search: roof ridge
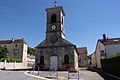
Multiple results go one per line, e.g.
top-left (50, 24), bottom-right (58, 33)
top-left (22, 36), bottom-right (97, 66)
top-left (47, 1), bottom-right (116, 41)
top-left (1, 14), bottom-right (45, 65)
top-left (99, 37), bottom-right (120, 45)
top-left (0, 38), bottom-right (27, 45)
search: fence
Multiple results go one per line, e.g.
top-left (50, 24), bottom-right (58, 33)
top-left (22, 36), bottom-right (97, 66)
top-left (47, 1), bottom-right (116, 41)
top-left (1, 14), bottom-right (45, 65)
top-left (0, 61), bottom-right (26, 69)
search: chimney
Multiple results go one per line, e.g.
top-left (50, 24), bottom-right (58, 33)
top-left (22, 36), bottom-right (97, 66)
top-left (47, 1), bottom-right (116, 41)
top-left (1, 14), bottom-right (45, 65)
top-left (103, 34), bottom-right (106, 41)
top-left (12, 38), bottom-right (15, 42)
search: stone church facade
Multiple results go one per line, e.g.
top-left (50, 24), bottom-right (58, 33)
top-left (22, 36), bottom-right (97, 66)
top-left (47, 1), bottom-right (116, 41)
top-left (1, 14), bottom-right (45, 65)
top-left (35, 6), bottom-right (78, 70)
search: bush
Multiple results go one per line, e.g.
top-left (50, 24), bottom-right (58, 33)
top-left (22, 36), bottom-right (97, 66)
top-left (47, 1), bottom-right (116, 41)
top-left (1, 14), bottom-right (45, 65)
top-left (101, 54), bottom-right (120, 77)
top-left (0, 58), bottom-right (15, 62)
top-left (0, 46), bottom-right (8, 59)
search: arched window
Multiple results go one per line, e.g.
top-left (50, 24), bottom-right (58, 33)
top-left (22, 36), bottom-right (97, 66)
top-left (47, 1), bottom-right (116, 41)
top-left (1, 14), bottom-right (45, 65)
top-left (64, 55), bottom-right (69, 64)
top-left (51, 14), bottom-right (56, 23)
top-left (40, 56), bottom-right (44, 64)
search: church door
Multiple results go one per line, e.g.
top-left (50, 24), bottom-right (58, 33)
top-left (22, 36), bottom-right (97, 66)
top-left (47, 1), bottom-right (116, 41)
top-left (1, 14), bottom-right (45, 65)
top-left (50, 56), bottom-right (58, 69)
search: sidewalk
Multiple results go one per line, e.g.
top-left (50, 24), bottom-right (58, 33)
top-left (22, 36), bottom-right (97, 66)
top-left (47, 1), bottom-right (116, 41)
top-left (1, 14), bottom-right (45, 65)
top-left (96, 70), bottom-right (120, 80)
top-left (88, 68), bottom-right (120, 80)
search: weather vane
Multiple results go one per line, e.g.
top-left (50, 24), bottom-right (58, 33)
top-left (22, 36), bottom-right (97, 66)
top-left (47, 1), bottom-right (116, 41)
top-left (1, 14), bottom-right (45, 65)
top-left (54, 0), bottom-right (57, 7)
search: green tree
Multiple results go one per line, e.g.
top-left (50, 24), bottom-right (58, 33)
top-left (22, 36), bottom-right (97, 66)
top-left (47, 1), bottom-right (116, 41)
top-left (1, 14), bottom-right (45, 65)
top-left (0, 46), bottom-right (8, 59)
top-left (28, 47), bottom-right (35, 55)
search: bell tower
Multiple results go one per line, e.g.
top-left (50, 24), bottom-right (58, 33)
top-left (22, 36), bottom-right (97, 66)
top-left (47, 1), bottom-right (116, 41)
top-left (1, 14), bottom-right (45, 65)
top-left (45, 6), bottom-right (65, 44)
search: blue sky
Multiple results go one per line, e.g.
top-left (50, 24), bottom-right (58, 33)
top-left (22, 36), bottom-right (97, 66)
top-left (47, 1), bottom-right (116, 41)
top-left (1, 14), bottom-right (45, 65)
top-left (0, 0), bottom-right (120, 54)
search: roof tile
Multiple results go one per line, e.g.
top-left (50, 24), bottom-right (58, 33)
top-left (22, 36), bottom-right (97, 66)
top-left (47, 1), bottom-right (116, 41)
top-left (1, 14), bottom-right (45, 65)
top-left (0, 38), bottom-right (27, 45)
top-left (99, 38), bottom-right (120, 45)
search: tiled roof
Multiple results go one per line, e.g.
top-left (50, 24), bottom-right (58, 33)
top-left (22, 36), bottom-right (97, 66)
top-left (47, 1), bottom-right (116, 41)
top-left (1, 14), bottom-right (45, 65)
top-left (99, 38), bottom-right (120, 45)
top-left (0, 38), bottom-right (27, 45)
top-left (77, 47), bottom-right (87, 55)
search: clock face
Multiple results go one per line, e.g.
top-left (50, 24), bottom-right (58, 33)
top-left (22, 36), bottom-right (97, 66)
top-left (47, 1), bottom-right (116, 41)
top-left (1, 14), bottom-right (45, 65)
top-left (50, 35), bottom-right (58, 43)
top-left (51, 25), bottom-right (56, 30)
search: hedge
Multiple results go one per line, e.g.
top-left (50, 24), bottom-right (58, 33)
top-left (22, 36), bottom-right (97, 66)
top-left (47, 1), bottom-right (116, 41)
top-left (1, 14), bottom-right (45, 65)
top-left (101, 54), bottom-right (120, 77)
top-left (0, 58), bottom-right (15, 62)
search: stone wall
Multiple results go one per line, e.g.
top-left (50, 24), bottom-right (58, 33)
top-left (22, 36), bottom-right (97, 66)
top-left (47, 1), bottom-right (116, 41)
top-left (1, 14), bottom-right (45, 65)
top-left (35, 45), bottom-right (78, 70)
top-left (0, 62), bottom-right (27, 69)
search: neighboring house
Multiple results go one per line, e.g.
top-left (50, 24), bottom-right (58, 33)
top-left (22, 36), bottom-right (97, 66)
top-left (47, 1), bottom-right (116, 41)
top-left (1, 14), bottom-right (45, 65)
top-left (90, 52), bottom-right (96, 68)
top-left (0, 38), bottom-right (28, 65)
top-left (93, 34), bottom-right (120, 68)
top-left (77, 47), bottom-right (88, 67)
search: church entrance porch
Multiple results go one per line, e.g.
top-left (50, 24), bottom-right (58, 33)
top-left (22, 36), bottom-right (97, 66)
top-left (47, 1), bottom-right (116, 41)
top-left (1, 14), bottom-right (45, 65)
top-left (50, 56), bottom-right (58, 69)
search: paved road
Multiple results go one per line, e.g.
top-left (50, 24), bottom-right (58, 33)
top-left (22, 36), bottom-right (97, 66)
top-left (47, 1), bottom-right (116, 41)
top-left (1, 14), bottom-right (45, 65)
top-left (0, 70), bottom-right (103, 80)
top-left (0, 71), bottom-right (44, 80)
top-left (0, 70), bottom-right (119, 80)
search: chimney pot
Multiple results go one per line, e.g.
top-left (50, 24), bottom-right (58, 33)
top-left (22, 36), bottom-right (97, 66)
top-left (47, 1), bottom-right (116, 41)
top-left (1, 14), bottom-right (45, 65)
top-left (103, 34), bottom-right (106, 41)
top-left (12, 38), bottom-right (15, 42)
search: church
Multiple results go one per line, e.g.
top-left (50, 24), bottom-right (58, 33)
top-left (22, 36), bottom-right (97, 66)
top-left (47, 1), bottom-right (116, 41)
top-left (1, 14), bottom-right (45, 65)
top-left (35, 6), bottom-right (78, 70)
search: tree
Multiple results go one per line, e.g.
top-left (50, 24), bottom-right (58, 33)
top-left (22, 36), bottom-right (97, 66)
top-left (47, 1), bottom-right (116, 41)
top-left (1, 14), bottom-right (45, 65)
top-left (0, 46), bottom-right (8, 59)
top-left (28, 47), bottom-right (35, 55)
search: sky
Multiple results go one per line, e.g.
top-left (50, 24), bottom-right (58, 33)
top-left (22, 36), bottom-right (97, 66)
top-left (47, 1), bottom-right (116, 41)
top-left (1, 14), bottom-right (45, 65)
top-left (0, 0), bottom-right (120, 54)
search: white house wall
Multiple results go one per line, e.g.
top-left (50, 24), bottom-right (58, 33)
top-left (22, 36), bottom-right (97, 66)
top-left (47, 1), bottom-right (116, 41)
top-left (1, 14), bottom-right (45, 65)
top-left (22, 44), bottom-right (28, 66)
top-left (105, 44), bottom-right (120, 56)
top-left (95, 41), bottom-right (105, 68)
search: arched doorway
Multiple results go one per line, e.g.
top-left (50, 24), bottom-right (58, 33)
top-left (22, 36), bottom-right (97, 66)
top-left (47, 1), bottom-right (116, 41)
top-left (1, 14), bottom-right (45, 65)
top-left (50, 55), bottom-right (58, 69)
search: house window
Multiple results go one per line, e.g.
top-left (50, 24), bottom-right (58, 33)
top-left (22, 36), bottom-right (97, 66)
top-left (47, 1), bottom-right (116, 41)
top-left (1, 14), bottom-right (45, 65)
top-left (40, 55), bottom-right (44, 64)
top-left (64, 55), bottom-right (69, 64)
top-left (4, 45), bottom-right (6, 47)
top-left (81, 57), bottom-right (83, 61)
top-left (13, 49), bottom-right (19, 54)
top-left (13, 49), bottom-right (19, 58)
top-left (100, 50), bottom-right (106, 56)
top-left (15, 44), bottom-right (18, 47)
top-left (51, 14), bottom-right (56, 23)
